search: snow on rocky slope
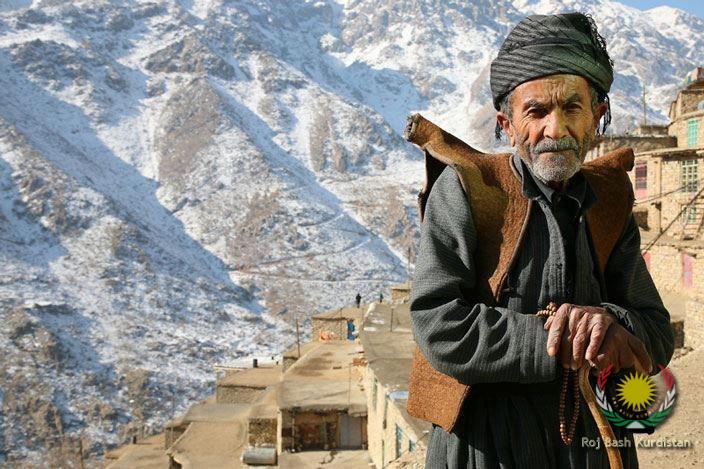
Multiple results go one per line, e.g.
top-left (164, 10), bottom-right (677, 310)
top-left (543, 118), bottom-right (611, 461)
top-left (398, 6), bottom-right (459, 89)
top-left (0, 0), bottom-right (702, 464)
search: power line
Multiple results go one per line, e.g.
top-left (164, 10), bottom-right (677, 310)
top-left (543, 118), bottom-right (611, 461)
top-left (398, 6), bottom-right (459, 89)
top-left (635, 177), bottom-right (704, 205)
top-left (641, 183), bottom-right (704, 254)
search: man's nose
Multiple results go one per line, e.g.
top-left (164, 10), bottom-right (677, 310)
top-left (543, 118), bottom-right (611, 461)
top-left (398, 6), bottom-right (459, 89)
top-left (543, 110), bottom-right (569, 140)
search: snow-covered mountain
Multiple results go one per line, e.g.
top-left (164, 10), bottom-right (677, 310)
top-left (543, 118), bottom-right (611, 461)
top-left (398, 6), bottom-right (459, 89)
top-left (0, 0), bottom-right (702, 464)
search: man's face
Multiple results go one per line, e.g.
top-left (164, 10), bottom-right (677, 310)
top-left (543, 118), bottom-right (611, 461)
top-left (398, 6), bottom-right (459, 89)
top-left (496, 74), bottom-right (607, 183)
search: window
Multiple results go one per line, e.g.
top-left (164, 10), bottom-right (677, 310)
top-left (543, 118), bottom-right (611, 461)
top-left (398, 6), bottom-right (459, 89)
top-left (409, 438), bottom-right (418, 452)
top-left (372, 379), bottom-right (377, 411)
top-left (681, 159), bottom-right (698, 193)
top-left (395, 424), bottom-right (403, 459)
top-left (635, 161), bottom-right (647, 199)
top-left (683, 206), bottom-right (698, 225)
top-left (688, 119), bottom-right (699, 147)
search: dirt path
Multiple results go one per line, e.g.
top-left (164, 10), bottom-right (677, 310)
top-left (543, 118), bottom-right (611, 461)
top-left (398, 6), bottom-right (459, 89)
top-left (635, 347), bottom-right (703, 468)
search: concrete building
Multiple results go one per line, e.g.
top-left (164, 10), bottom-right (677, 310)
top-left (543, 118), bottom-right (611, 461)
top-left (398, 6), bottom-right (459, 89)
top-left (360, 302), bottom-right (431, 469)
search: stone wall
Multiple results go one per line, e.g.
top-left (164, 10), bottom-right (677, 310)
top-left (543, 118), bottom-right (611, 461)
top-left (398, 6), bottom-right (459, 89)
top-left (671, 89), bottom-right (704, 120)
top-left (669, 111), bottom-right (704, 148)
top-left (248, 417), bottom-right (277, 446)
top-left (391, 287), bottom-right (410, 303)
top-left (644, 244), bottom-right (688, 293)
top-left (215, 385), bottom-right (263, 404)
top-left (278, 409), bottom-right (293, 453)
top-left (312, 318), bottom-right (348, 341)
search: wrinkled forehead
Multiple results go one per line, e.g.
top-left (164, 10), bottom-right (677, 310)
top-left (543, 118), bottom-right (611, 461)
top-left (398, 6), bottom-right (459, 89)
top-left (512, 74), bottom-right (592, 106)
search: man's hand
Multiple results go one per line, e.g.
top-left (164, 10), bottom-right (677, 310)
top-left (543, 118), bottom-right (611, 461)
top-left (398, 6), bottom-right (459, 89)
top-left (543, 303), bottom-right (652, 373)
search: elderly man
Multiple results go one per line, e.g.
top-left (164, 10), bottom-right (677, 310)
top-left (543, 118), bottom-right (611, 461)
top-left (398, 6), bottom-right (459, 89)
top-left (407, 12), bottom-right (674, 469)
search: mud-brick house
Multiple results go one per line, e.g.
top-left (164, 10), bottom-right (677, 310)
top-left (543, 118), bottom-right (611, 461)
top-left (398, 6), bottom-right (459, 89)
top-left (277, 341), bottom-right (367, 453)
top-left (215, 363), bottom-right (281, 404)
top-left (360, 302), bottom-right (431, 468)
top-left (311, 306), bottom-right (363, 341)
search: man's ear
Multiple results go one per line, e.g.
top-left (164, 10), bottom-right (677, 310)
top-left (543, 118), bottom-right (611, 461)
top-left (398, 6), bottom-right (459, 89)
top-left (496, 112), bottom-right (515, 146)
top-left (593, 101), bottom-right (608, 130)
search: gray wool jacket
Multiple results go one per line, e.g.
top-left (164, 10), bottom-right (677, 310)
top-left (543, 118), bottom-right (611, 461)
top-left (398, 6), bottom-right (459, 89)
top-left (410, 153), bottom-right (675, 469)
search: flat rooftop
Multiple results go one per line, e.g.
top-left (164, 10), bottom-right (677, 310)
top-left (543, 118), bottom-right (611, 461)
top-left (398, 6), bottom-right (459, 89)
top-left (168, 420), bottom-right (247, 468)
top-left (105, 434), bottom-right (168, 469)
top-left (278, 341), bottom-right (366, 413)
top-left (360, 302), bottom-right (415, 390)
top-left (165, 402), bottom-right (251, 429)
top-left (217, 364), bottom-right (282, 388)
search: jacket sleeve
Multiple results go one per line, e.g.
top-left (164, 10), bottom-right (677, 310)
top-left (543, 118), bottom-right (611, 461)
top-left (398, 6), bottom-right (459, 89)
top-left (600, 215), bottom-right (675, 371)
top-left (410, 165), bottom-right (557, 385)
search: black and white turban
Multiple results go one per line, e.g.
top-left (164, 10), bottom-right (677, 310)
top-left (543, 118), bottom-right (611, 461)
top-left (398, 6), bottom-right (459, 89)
top-left (490, 12), bottom-right (614, 129)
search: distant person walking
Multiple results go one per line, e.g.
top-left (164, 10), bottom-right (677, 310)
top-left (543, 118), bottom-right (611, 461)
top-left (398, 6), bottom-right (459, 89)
top-left (355, 292), bottom-right (361, 308)
top-left (379, 292), bottom-right (383, 303)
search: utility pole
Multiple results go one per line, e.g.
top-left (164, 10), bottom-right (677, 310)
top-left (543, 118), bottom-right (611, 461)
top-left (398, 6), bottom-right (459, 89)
top-left (79, 432), bottom-right (85, 469)
top-left (295, 318), bottom-right (301, 358)
top-left (642, 84), bottom-right (647, 127)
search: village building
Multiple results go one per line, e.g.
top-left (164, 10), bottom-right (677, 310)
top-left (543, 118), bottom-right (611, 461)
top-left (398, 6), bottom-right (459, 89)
top-left (215, 363), bottom-right (282, 405)
top-left (588, 66), bottom-right (704, 350)
top-left (311, 306), bottom-right (364, 341)
top-left (360, 300), bottom-right (431, 468)
top-left (390, 282), bottom-right (412, 303)
top-left (276, 341), bottom-right (368, 454)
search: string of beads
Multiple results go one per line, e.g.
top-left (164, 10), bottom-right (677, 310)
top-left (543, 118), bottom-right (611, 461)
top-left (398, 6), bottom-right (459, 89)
top-left (536, 301), bottom-right (581, 446)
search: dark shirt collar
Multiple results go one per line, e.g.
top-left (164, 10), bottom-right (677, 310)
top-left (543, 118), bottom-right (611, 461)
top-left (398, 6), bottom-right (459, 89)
top-left (511, 152), bottom-right (597, 211)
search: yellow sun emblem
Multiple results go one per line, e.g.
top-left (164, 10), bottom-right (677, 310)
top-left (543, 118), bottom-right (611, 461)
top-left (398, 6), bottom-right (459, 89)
top-left (616, 371), bottom-right (656, 412)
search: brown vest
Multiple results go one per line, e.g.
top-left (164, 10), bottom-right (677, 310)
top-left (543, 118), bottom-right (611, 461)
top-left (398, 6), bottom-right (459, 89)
top-left (404, 114), bottom-right (635, 433)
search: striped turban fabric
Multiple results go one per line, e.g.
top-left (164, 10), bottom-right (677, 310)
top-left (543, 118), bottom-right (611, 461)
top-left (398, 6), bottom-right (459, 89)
top-left (490, 12), bottom-right (614, 111)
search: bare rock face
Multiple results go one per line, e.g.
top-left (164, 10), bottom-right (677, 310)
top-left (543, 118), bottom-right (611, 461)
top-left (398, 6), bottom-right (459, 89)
top-left (155, 77), bottom-right (225, 190)
top-left (144, 33), bottom-right (235, 79)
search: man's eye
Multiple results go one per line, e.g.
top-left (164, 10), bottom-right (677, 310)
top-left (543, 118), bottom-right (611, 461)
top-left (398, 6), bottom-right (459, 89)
top-left (528, 108), bottom-right (547, 117)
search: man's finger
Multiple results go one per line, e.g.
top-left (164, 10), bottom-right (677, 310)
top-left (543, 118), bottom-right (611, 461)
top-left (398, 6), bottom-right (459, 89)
top-left (547, 304), bottom-right (571, 356)
top-left (567, 306), bottom-right (585, 338)
top-left (571, 314), bottom-right (590, 369)
top-left (585, 319), bottom-right (612, 362)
